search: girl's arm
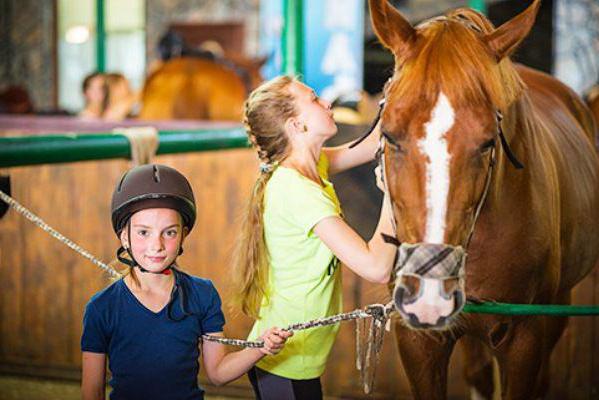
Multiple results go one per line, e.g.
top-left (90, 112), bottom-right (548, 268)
top-left (313, 190), bottom-right (396, 283)
top-left (323, 121), bottom-right (381, 176)
top-left (202, 329), bottom-right (292, 386)
top-left (82, 351), bottom-right (106, 400)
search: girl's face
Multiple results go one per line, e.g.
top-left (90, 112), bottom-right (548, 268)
top-left (85, 76), bottom-right (105, 105)
top-left (121, 208), bottom-right (186, 273)
top-left (289, 81), bottom-right (337, 139)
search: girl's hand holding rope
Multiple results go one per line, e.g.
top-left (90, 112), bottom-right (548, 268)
top-left (258, 328), bottom-right (293, 356)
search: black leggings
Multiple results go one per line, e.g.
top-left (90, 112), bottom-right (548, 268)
top-left (248, 367), bottom-right (323, 400)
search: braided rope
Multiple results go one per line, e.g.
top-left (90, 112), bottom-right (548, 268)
top-left (0, 190), bottom-right (122, 279)
top-left (202, 303), bottom-right (394, 348)
top-left (0, 186), bottom-right (393, 357)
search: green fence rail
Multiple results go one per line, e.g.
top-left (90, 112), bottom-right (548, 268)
top-left (1, 126), bottom-right (599, 318)
top-left (464, 302), bottom-right (599, 316)
top-left (0, 128), bottom-right (249, 168)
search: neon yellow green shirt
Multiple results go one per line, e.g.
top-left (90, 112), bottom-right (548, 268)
top-left (248, 154), bottom-right (343, 379)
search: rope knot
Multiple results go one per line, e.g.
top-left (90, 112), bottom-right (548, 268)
top-left (365, 302), bottom-right (394, 323)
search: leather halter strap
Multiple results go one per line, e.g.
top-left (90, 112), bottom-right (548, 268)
top-left (368, 109), bottom-right (518, 251)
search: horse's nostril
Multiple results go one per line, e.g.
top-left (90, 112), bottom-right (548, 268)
top-left (402, 275), bottom-right (420, 297)
top-left (443, 277), bottom-right (460, 294)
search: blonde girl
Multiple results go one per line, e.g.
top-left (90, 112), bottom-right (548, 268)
top-left (233, 76), bottom-right (397, 399)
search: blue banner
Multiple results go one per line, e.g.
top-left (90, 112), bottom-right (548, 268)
top-left (260, 0), bottom-right (364, 100)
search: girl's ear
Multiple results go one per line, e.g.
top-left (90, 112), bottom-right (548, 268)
top-left (120, 226), bottom-right (129, 249)
top-left (284, 117), bottom-right (301, 138)
top-left (284, 117), bottom-right (298, 139)
top-left (181, 226), bottom-right (189, 243)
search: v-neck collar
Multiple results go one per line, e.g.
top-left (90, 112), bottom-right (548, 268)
top-left (120, 279), bottom-right (172, 317)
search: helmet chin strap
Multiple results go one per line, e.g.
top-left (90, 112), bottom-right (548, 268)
top-left (116, 244), bottom-right (191, 322)
top-left (116, 246), bottom-right (174, 275)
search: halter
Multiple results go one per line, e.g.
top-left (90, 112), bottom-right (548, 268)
top-left (350, 89), bottom-right (523, 326)
top-left (350, 79), bottom-right (523, 246)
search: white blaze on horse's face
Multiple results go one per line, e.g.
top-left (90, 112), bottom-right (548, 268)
top-left (418, 92), bottom-right (455, 244)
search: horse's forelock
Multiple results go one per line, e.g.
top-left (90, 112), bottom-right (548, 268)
top-left (387, 17), bottom-right (523, 113)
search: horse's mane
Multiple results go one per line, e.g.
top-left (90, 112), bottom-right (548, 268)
top-left (388, 8), bottom-right (598, 233)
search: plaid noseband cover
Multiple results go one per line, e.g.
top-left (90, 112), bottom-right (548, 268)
top-left (395, 242), bottom-right (466, 278)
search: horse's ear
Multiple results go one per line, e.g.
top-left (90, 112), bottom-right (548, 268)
top-left (483, 0), bottom-right (541, 61)
top-left (369, 0), bottom-right (415, 54)
top-left (254, 55), bottom-right (268, 69)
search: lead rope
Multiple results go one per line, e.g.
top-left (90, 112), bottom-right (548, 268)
top-left (0, 190), bottom-right (122, 279)
top-left (3, 109), bottom-right (397, 393)
top-left (0, 186), bottom-right (394, 393)
top-left (202, 302), bottom-right (393, 394)
top-left (355, 303), bottom-right (393, 394)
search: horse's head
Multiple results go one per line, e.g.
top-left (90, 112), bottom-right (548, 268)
top-left (369, 0), bottom-right (540, 329)
top-left (225, 53), bottom-right (268, 90)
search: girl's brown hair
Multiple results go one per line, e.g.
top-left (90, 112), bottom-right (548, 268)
top-left (232, 75), bottom-right (298, 318)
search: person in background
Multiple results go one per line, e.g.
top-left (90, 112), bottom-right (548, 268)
top-left (102, 73), bottom-right (139, 121)
top-left (78, 72), bottom-right (106, 119)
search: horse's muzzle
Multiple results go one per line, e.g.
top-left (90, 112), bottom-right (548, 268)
top-left (392, 243), bottom-right (466, 329)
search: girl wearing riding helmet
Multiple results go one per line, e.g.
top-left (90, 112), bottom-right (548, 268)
top-left (233, 76), bottom-right (397, 399)
top-left (81, 164), bottom-right (292, 400)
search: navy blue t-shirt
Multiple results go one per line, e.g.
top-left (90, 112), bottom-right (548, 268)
top-left (81, 271), bottom-right (225, 400)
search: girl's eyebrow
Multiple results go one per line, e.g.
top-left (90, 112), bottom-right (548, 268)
top-left (132, 224), bottom-right (181, 230)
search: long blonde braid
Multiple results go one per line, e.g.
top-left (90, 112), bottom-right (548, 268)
top-left (231, 76), bottom-right (298, 318)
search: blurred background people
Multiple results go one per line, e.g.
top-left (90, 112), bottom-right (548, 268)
top-left (102, 72), bottom-right (139, 121)
top-left (78, 72), bottom-right (106, 119)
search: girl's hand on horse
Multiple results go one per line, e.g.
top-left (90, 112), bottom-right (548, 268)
top-left (259, 328), bottom-right (293, 356)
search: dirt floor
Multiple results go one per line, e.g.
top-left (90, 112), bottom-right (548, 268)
top-left (0, 375), bottom-right (251, 400)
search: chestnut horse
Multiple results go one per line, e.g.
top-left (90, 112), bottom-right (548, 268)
top-left (139, 56), bottom-right (264, 121)
top-left (369, 0), bottom-right (599, 398)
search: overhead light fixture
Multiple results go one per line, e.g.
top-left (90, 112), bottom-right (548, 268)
top-left (65, 25), bottom-right (90, 44)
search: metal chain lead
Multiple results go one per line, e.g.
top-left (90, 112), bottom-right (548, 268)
top-left (0, 190), bottom-right (122, 279)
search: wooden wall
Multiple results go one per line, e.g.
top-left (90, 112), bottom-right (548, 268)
top-left (0, 124), bottom-right (597, 399)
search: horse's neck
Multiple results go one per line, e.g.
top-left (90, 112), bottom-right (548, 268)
top-left (487, 95), bottom-right (551, 220)
top-left (494, 96), bottom-right (537, 184)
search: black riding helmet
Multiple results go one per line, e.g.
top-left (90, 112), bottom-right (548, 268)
top-left (111, 164), bottom-right (196, 236)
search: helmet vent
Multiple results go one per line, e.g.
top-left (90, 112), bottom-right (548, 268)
top-left (153, 165), bottom-right (160, 183)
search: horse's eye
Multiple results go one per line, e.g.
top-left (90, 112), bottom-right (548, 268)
top-left (383, 131), bottom-right (403, 152)
top-left (479, 138), bottom-right (495, 153)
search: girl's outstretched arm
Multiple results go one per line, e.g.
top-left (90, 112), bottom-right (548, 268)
top-left (202, 328), bottom-right (292, 386)
top-left (82, 351), bottom-right (106, 400)
top-left (323, 121), bottom-right (381, 175)
top-left (313, 189), bottom-right (396, 283)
